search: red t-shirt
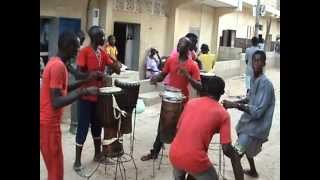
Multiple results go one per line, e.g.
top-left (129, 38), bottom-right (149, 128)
top-left (162, 55), bottom-right (200, 99)
top-left (40, 57), bottom-right (68, 126)
top-left (76, 46), bottom-right (113, 102)
top-left (169, 97), bottom-right (231, 174)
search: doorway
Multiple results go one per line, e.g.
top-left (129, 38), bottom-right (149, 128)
top-left (114, 22), bottom-right (140, 71)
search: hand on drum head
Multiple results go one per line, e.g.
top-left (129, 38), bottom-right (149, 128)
top-left (85, 86), bottom-right (99, 95)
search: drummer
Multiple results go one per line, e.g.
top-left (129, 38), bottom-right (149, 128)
top-left (40, 31), bottom-right (99, 180)
top-left (169, 76), bottom-right (244, 180)
top-left (73, 25), bottom-right (121, 174)
top-left (141, 37), bottom-right (202, 161)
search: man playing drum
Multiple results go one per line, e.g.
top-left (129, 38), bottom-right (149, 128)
top-left (141, 37), bottom-right (202, 161)
top-left (169, 76), bottom-right (244, 180)
top-left (73, 26), bottom-right (121, 174)
top-left (40, 31), bottom-right (100, 180)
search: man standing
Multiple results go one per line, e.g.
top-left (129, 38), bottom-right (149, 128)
top-left (245, 37), bottom-right (259, 93)
top-left (73, 26), bottom-right (121, 174)
top-left (169, 76), bottom-right (243, 180)
top-left (40, 31), bottom-right (99, 180)
top-left (140, 37), bottom-right (202, 161)
top-left (198, 44), bottom-right (216, 73)
top-left (223, 50), bottom-right (275, 178)
top-left (68, 30), bottom-right (87, 134)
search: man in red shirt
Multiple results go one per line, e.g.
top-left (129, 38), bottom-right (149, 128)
top-left (40, 31), bottom-right (100, 180)
top-left (141, 37), bottom-right (202, 161)
top-left (169, 76), bottom-right (243, 180)
top-left (164, 33), bottom-right (200, 85)
top-left (73, 26), bottom-right (121, 174)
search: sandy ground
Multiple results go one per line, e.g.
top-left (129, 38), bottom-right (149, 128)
top-left (40, 68), bottom-right (280, 180)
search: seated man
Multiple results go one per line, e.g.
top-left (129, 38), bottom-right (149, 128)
top-left (169, 76), bottom-right (243, 180)
top-left (222, 50), bottom-right (275, 178)
top-left (145, 48), bottom-right (161, 79)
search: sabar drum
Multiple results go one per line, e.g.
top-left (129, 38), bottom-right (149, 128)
top-left (113, 79), bottom-right (140, 134)
top-left (159, 86), bottom-right (185, 144)
top-left (96, 86), bottom-right (124, 158)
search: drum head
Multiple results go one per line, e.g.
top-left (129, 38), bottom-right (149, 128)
top-left (200, 72), bottom-right (216, 77)
top-left (114, 79), bottom-right (140, 88)
top-left (99, 87), bottom-right (122, 95)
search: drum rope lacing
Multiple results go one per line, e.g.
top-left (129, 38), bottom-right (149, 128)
top-left (102, 95), bottom-right (127, 146)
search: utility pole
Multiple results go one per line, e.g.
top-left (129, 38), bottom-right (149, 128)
top-left (254, 0), bottom-right (261, 37)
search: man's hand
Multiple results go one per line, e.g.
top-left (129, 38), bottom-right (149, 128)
top-left (150, 76), bottom-right (158, 85)
top-left (86, 71), bottom-right (102, 82)
top-left (85, 87), bottom-right (99, 95)
top-left (178, 67), bottom-right (190, 78)
top-left (222, 100), bottom-right (238, 109)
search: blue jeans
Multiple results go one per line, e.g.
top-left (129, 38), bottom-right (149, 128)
top-left (76, 99), bottom-right (102, 145)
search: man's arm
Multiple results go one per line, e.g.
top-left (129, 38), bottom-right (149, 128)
top-left (222, 99), bottom-right (251, 114)
top-left (179, 67), bottom-right (202, 91)
top-left (150, 71), bottom-right (167, 84)
top-left (222, 144), bottom-right (244, 180)
top-left (50, 87), bottom-right (97, 109)
top-left (68, 80), bottom-right (88, 92)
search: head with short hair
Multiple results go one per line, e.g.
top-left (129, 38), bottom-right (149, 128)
top-left (77, 30), bottom-right (85, 45)
top-left (252, 50), bottom-right (266, 76)
top-left (200, 44), bottom-right (209, 54)
top-left (177, 37), bottom-right (192, 56)
top-left (206, 76), bottom-right (225, 101)
top-left (88, 26), bottom-right (105, 46)
top-left (185, 33), bottom-right (198, 51)
top-left (251, 37), bottom-right (258, 46)
top-left (58, 31), bottom-right (80, 61)
top-left (108, 35), bottom-right (116, 46)
top-left (150, 48), bottom-right (158, 56)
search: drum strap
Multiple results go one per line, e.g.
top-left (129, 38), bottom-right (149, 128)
top-left (102, 136), bottom-right (123, 146)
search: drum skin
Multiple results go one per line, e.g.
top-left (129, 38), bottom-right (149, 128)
top-left (159, 100), bottom-right (183, 144)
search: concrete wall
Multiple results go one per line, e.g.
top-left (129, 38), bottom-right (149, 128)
top-left (40, 0), bottom-right (88, 30)
top-left (215, 52), bottom-right (279, 79)
top-left (217, 6), bottom-right (280, 41)
top-left (174, 3), bottom-right (218, 53)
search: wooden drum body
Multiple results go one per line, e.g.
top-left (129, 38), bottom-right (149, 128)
top-left (159, 86), bottom-right (184, 144)
top-left (114, 79), bottom-right (140, 134)
top-left (96, 87), bottom-right (124, 157)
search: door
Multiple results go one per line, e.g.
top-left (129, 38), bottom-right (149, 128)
top-left (58, 18), bottom-right (81, 34)
top-left (114, 23), bottom-right (127, 64)
top-left (114, 22), bottom-right (140, 71)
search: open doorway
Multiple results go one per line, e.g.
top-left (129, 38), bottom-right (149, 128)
top-left (114, 22), bottom-right (140, 71)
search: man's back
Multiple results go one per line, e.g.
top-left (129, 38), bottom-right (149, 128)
top-left (169, 97), bottom-right (231, 174)
top-left (199, 53), bottom-right (216, 72)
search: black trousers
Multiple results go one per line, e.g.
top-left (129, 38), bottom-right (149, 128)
top-left (152, 120), bottom-right (163, 155)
